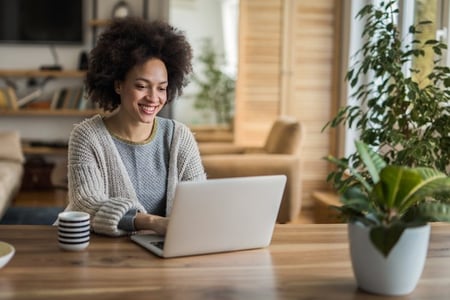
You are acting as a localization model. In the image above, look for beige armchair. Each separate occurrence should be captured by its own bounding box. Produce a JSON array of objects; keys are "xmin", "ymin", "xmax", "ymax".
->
[{"xmin": 200, "ymin": 116, "xmax": 303, "ymax": 223}]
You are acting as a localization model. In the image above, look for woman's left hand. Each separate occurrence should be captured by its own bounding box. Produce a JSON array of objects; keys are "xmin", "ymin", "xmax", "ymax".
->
[{"xmin": 134, "ymin": 213, "xmax": 169, "ymax": 235}]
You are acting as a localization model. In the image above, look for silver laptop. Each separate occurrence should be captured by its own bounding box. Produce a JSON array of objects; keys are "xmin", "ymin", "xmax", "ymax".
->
[{"xmin": 131, "ymin": 175, "xmax": 286, "ymax": 258}]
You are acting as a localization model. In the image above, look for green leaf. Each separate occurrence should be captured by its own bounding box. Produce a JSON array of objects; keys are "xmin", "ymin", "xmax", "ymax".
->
[
  {"xmin": 355, "ymin": 141, "xmax": 386, "ymax": 183},
  {"xmin": 370, "ymin": 224, "xmax": 405, "ymax": 257},
  {"xmin": 419, "ymin": 20, "xmax": 432, "ymax": 25},
  {"xmin": 399, "ymin": 168, "xmax": 450, "ymax": 211},
  {"xmin": 413, "ymin": 202, "xmax": 450, "ymax": 222},
  {"xmin": 425, "ymin": 39, "xmax": 439, "ymax": 45},
  {"xmin": 443, "ymin": 78, "xmax": 450, "ymax": 87},
  {"xmin": 373, "ymin": 166, "xmax": 423, "ymax": 209}
]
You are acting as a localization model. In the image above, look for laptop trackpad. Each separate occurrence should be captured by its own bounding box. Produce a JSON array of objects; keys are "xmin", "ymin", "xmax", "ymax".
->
[{"xmin": 131, "ymin": 234, "xmax": 165, "ymax": 256}]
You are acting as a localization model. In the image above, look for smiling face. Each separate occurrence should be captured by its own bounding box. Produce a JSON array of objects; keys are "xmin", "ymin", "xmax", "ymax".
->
[{"xmin": 115, "ymin": 58, "xmax": 168, "ymax": 125}]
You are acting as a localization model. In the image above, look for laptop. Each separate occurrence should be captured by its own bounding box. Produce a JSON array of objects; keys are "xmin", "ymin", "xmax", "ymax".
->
[{"xmin": 131, "ymin": 175, "xmax": 287, "ymax": 258}]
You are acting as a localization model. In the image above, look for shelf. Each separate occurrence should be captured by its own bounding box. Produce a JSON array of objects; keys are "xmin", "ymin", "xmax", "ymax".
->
[
  {"xmin": 0, "ymin": 109, "xmax": 102, "ymax": 117},
  {"xmin": 23, "ymin": 145, "xmax": 68, "ymax": 156},
  {"xmin": 89, "ymin": 19, "xmax": 111, "ymax": 27},
  {"xmin": 0, "ymin": 69, "xmax": 86, "ymax": 78}
]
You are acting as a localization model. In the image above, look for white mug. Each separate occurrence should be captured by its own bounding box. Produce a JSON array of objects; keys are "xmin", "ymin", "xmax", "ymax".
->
[{"xmin": 57, "ymin": 211, "xmax": 90, "ymax": 251}]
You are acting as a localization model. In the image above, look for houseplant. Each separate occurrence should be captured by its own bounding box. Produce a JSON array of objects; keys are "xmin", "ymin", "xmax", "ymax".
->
[
  {"xmin": 327, "ymin": 140, "xmax": 450, "ymax": 295},
  {"xmin": 191, "ymin": 39, "xmax": 235, "ymax": 126},
  {"xmin": 322, "ymin": 0, "xmax": 450, "ymax": 296},
  {"xmin": 325, "ymin": 0, "xmax": 450, "ymax": 179}
]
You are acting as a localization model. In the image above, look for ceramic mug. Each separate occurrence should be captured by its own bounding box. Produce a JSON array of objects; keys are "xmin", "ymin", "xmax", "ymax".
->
[{"xmin": 57, "ymin": 211, "xmax": 90, "ymax": 251}]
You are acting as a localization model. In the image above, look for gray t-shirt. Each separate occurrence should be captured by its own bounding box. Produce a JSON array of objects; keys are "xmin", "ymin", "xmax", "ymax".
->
[{"xmin": 111, "ymin": 118, "xmax": 174, "ymax": 231}]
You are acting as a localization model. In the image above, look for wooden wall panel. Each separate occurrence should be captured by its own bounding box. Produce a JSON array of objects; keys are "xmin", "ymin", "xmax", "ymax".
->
[
  {"xmin": 285, "ymin": 0, "xmax": 338, "ymax": 208},
  {"xmin": 235, "ymin": 0, "xmax": 340, "ymax": 212},
  {"xmin": 234, "ymin": 0, "xmax": 283, "ymax": 146}
]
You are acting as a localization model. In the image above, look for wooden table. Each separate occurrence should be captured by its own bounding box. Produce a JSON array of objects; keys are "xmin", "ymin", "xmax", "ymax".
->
[{"xmin": 1, "ymin": 224, "xmax": 450, "ymax": 299}]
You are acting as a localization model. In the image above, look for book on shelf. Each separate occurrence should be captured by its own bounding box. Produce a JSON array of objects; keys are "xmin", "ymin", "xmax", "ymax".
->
[
  {"xmin": 51, "ymin": 86, "xmax": 88, "ymax": 110},
  {"xmin": 77, "ymin": 86, "xmax": 90, "ymax": 110},
  {"xmin": 54, "ymin": 88, "xmax": 68, "ymax": 109},
  {"xmin": 68, "ymin": 87, "xmax": 82, "ymax": 109},
  {"xmin": 0, "ymin": 86, "xmax": 18, "ymax": 110},
  {"xmin": 62, "ymin": 88, "xmax": 74, "ymax": 108},
  {"xmin": 50, "ymin": 89, "xmax": 62, "ymax": 109}
]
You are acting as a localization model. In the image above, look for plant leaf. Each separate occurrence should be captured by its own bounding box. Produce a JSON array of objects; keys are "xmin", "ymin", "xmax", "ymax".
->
[
  {"xmin": 372, "ymin": 166, "xmax": 422, "ymax": 209},
  {"xmin": 355, "ymin": 141, "xmax": 386, "ymax": 183},
  {"xmin": 399, "ymin": 168, "xmax": 450, "ymax": 211},
  {"xmin": 370, "ymin": 224, "xmax": 405, "ymax": 257},
  {"xmin": 413, "ymin": 202, "xmax": 450, "ymax": 222},
  {"xmin": 324, "ymin": 154, "xmax": 372, "ymax": 192}
]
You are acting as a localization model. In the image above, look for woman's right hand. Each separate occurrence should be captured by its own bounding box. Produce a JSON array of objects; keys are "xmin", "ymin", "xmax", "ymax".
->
[{"xmin": 134, "ymin": 213, "xmax": 169, "ymax": 235}]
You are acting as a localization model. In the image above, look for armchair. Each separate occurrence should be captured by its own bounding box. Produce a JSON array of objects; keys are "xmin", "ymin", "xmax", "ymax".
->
[{"xmin": 200, "ymin": 116, "xmax": 303, "ymax": 223}]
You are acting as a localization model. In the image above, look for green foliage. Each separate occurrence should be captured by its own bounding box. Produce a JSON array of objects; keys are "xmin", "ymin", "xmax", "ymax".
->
[
  {"xmin": 192, "ymin": 39, "xmax": 235, "ymax": 125},
  {"xmin": 327, "ymin": 141, "xmax": 450, "ymax": 257},
  {"xmin": 324, "ymin": 1, "xmax": 450, "ymax": 257},
  {"xmin": 324, "ymin": 0, "xmax": 450, "ymax": 175}
]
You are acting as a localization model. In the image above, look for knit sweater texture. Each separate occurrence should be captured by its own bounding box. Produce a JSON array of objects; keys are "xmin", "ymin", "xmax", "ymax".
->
[{"xmin": 65, "ymin": 114, "xmax": 206, "ymax": 236}]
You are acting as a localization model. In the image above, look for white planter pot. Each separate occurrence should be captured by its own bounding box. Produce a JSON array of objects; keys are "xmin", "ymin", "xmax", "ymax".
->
[{"xmin": 348, "ymin": 222, "xmax": 430, "ymax": 296}]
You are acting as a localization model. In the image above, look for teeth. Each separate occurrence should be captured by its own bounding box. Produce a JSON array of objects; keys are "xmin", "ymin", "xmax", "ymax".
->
[{"xmin": 140, "ymin": 104, "xmax": 156, "ymax": 113}]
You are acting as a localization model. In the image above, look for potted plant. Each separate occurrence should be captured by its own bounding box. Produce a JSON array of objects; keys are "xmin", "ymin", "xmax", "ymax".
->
[
  {"xmin": 327, "ymin": 140, "xmax": 450, "ymax": 296},
  {"xmin": 323, "ymin": 0, "xmax": 450, "ymax": 296},
  {"xmin": 325, "ymin": 0, "xmax": 450, "ymax": 177},
  {"xmin": 191, "ymin": 39, "xmax": 235, "ymax": 126}
]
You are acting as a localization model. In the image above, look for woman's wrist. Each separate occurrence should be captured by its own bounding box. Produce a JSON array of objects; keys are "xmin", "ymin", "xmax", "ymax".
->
[{"xmin": 134, "ymin": 212, "xmax": 168, "ymax": 235}]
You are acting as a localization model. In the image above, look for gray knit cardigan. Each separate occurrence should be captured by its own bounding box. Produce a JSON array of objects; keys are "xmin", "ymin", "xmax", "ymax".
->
[{"xmin": 64, "ymin": 115, "xmax": 206, "ymax": 236}]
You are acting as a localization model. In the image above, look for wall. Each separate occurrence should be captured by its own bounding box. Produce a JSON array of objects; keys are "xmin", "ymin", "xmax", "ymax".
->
[
  {"xmin": 235, "ymin": 0, "xmax": 340, "ymax": 209},
  {"xmin": 169, "ymin": 0, "xmax": 237, "ymax": 125}
]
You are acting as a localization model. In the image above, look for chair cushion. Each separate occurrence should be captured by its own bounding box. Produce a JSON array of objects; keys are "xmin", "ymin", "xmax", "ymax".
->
[
  {"xmin": 0, "ymin": 131, "xmax": 24, "ymax": 163},
  {"xmin": 264, "ymin": 116, "xmax": 301, "ymax": 154}
]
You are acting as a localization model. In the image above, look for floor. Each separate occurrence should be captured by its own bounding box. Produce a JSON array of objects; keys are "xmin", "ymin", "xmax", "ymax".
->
[
  {"xmin": 12, "ymin": 188, "xmax": 68, "ymax": 208},
  {"xmin": 11, "ymin": 188, "xmax": 316, "ymax": 224}
]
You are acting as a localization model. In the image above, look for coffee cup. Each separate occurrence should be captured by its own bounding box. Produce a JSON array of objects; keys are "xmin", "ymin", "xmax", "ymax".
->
[{"xmin": 57, "ymin": 211, "xmax": 90, "ymax": 251}]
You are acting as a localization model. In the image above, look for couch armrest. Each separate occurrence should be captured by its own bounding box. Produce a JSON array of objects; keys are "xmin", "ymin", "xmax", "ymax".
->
[
  {"xmin": 201, "ymin": 154, "xmax": 302, "ymax": 223},
  {"xmin": 0, "ymin": 161, "xmax": 24, "ymax": 219},
  {"xmin": 0, "ymin": 131, "xmax": 24, "ymax": 163}
]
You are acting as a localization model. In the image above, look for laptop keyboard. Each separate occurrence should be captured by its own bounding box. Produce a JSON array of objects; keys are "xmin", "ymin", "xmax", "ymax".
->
[{"xmin": 150, "ymin": 241, "xmax": 165, "ymax": 250}]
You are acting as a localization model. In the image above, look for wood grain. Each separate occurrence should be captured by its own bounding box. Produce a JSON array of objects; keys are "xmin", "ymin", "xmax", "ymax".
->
[
  {"xmin": 1, "ymin": 224, "xmax": 449, "ymax": 299},
  {"xmin": 235, "ymin": 0, "xmax": 340, "ymax": 211}
]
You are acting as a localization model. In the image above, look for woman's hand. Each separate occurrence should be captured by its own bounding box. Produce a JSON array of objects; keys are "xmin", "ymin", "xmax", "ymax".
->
[{"xmin": 134, "ymin": 213, "xmax": 169, "ymax": 235}]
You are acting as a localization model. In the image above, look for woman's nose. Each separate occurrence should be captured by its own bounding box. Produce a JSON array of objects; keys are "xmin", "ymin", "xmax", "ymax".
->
[{"xmin": 145, "ymin": 89, "xmax": 156, "ymax": 100}]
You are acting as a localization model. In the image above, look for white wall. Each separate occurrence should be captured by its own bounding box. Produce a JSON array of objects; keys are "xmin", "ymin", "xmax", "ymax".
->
[{"xmin": 169, "ymin": 0, "xmax": 231, "ymax": 125}]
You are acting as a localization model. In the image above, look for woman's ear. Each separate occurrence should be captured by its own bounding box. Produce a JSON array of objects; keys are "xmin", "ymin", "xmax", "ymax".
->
[{"xmin": 114, "ymin": 81, "xmax": 121, "ymax": 94}]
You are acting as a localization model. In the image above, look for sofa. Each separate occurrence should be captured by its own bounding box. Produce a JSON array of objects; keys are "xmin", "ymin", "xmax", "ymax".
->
[
  {"xmin": 0, "ymin": 131, "xmax": 25, "ymax": 219},
  {"xmin": 199, "ymin": 116, "xmax": 303, "ymax": 223}
]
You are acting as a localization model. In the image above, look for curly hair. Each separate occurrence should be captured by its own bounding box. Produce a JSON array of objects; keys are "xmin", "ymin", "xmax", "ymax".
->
[{"xmin": 85, "ymin": 18, "xmax": 193, "ymax": 112}]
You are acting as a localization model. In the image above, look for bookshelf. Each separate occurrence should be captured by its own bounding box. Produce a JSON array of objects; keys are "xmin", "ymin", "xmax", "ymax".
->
[
  {"xmin": 22, "ymin": 144, "xmax": 68, "ymax": 156},
  {"xmin": 0, "ymin": 69, "xmax": 101, "ymax": 116}
]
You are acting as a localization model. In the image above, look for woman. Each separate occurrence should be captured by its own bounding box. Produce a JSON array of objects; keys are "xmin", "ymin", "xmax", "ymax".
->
[{"xmin": 64, "ymin": 18, "xmax": 206, "ymax": 236}]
